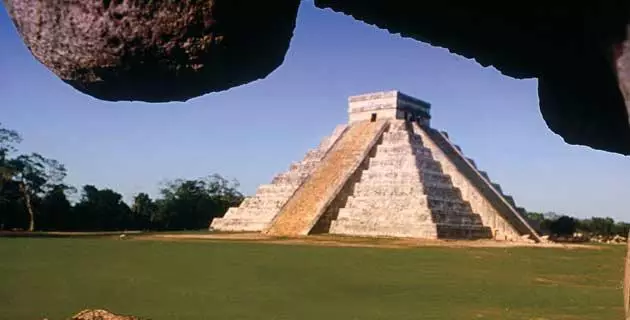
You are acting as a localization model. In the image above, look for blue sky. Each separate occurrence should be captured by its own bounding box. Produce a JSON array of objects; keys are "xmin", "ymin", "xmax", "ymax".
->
[{"xmin": 1, "ymin": 2, "xmax": 629, "ymax": 220}]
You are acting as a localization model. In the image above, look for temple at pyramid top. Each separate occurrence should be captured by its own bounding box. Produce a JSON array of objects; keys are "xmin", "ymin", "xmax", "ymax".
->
[
  {"xmin": 348, "ymin": 90, "xmax": 431, "ymax": 125},
  {"xmin": 211, "ymin": 91, "xmax": 542, "ymax": 243}
]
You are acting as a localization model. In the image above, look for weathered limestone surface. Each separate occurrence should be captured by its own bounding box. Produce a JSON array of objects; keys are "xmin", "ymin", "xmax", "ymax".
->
[
  {"xmin": 210, "ymin": 125, "xmax": 347, "ymax": 232},
  {"xmin": 3, "ymin": 0, "xmax": 300, "ymax": 102},
  {"xmin": 264, "ymin": 120, "xmax": 388, "ymax": 236},
  {"xmin": 329, "ymin": 121, "xmax": 491, "ymax": 239},
  {"xmin": 415, "ymin": 123, "xmax": 539, "ymax": 241}
]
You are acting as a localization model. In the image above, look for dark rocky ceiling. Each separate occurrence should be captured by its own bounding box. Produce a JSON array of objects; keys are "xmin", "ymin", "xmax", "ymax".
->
[
  {"xmin": 314, "ymin": 1, "xmax": 630, "ymax": 155},
  {"xmin": 2, "ymin": 0, "xmax": 629, "ymax": 155}
]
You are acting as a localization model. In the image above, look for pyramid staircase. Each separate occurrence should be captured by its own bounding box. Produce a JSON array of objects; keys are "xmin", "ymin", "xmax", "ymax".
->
[
  {"xmin": 264, "ymin": 120, "xmax": 388, "ymax": 236},
  {"xmin": 323, "ymin": 120, "xmax": 492, "ymax": 239}
]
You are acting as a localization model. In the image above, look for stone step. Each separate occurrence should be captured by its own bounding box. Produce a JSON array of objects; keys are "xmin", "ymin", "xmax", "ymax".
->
[
  {"xmin": 352, "ymin": 179, "xmax": 453, "ymax": 190},
  {"xmin": 346, "ymin": 197, "xmax": 475, "ymax": 217},
  {"xmin": 345, "ymin": 195, "xmax": 427, "ymax": 211},
  {"xmin": 329, "ymin": 220, "xmax": 438, "ymax": 239},
  {"xmin": 386, "ymin": 120, "xmax": 410, "ymax": 130},
  {"xmin": 427, "ymin": 198, "xmax": 472, "ymax": 212},
  {"xmin": 368, "ymin": 158, "xmax": 442, "ymax": 172},
  {"xmin": 255, "ymin": 184, "xmax": 297, "ymax": 196},
  {"xmin": 370, "ymin": 153, "xmax": 436, "ymax": 163},
  {"xmin": 210, "ymin": 217, "xmax": 269, "ymax": 232},
  {"xmin": 240, "ymin": 197, "xmax": 287, "ymax": 209},
  {"xmin": 271, "ymin": 171, "xmax": 310, "ymax": 184},
  {"xmin": 423, "ymin": 186, "xmax": 462, "ymax": 200},
  {"xmin": 381, "ymin": 133, "xmax": 422, "ymax": 144},
  {"xmin": 374, "ymin": 145, "xmax": 433, "ymax": 158},
  {"xmin": 236, "ymin": 207, "xmax": 280, "ymax": 217},
  {"xmin": 336, "ymin": 207, "xmax": 433, "ymax": 222},
  {"xmin": 329, "ymin": 219, "xmax": 491, "ymax": 240},
  {"xmin": 352, "ymin": 184, "xmax": 424, "ymax": 197},
  {"xmin": 359, "ymin": 171, "xmax": 450, "ymax": 184},
  {"xmin": 431, "ymin": 211, "xmax": 484, "ymax": 225},
  {"xmin": 375, "ymin": 138, "xmax": 426, "ymax": 149},
  {"xmin": 370, "ymin": 152, "xmax": 434, "ymax": 162},
  {"xmin": 335, "ymin": 206, "xmax": 480, "ymax": 224},
  {"xmin": 220, "ymin": 207, "xmax": 240, "ymax": 218},
  {"xmin": 436, "ymin": 225, "xmax": 493, "ymax": 240},
  {"xmin": 349, "ymin": 184, "xmax": 461, "ymax": 200}
]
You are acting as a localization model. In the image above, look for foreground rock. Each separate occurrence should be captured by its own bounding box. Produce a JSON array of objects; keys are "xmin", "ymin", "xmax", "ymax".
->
[
  {"xmin": 314, "ymin": 1, "xmax": 630, "ymax": 155},
  {"xmin": 69, "ymin": 309, "xmax": 140, "ymax": 320},
  {"xmin": 3, "ymin": 0, "xmax": 300, "ymax": 102}
]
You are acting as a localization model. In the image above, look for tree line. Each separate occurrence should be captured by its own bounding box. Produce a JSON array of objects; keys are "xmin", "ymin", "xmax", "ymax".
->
[
  {"xmin": 2, "ymin": 123, "xmax": 627, "ymax": 235},
  {"xmin": 525, "ymin": 212, "xmax": 630, "ymax": 238},
  {"xmin": 0, "ymin": 123, "xmax": 243, "ymax": 232}
]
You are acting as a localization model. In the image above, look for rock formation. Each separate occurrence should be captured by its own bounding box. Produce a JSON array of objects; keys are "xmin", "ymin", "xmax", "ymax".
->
[
  {"xmin": 2, "ymin": 0, "xmax": 300, "ymax": 102},
  {"xmin": 314, "ymin": 1, "xmax": 630, "ymax": 155},
  {"xmin": 211, "ymin": 91, "xmax": 541, "ymax": 242},
  {"xmin": 70, "ymin": 309, "xmax": 140, "ymax": 320}
]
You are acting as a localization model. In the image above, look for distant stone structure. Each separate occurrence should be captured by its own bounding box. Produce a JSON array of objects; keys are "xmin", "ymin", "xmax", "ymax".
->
[{"xmin": 211, "ymin": 90, "xmax": 541, "ymax": 242}]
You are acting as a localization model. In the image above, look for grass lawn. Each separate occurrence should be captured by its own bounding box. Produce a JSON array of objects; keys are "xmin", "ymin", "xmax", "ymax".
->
[{"xmin": 0, "ymin": 237, "xmax": 625, "ymax": 320}]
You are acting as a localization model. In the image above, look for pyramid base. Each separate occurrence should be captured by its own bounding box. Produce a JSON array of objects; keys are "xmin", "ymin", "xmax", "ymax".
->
[
  {"xmin": 329, "ymin": 220, "xmax": 493, "ymax": 240},
  {"xmin": 210, "ymin": 218, "xmax": 268, "ymax": 232}
]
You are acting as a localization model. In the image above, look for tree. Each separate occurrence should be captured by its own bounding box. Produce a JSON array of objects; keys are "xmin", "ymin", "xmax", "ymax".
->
[
  {"xmin": 73, "ymin": 185, "xmax": 132, "ymax": 231},
  {"xmin": 0, "ymin": 124, "xmax": 22, "ymax": 206},
  {"xmin": 549, "ymin": 216, "xmax": 577, "ymax": 236},
  {"xmin": 590, "ymin": 217, "xmax": 616, "ymax": 236},
  {"xmin": 39, "ymin": 184, "xmax": 75, "ymax": 230},
  {"xmin": 6, "ymin": 153, "xmax": 67, "ymax": 231},
  {"xmin": 154, "ymin": 175, "xmax": 243, "ymax": 230},
  {"xmin": 131, "ymin": 193, "xmax": 156, "ymax": 230}
]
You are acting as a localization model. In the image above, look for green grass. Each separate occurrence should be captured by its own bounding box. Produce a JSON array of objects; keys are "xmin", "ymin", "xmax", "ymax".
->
[{"xmin": 0, "ymin": 238, "xmax": 625, "ymax": 320}]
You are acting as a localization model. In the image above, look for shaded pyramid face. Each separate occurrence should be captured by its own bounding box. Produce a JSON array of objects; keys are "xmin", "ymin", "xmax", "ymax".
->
[{"xmin": 211, "ymin": 91, "xmax": 540, "ymax": 242}]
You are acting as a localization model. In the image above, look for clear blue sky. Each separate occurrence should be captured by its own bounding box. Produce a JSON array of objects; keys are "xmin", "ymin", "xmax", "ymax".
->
[{"xmin": 1, "ymin": 2, "xmax": 629, "ymax": 220}]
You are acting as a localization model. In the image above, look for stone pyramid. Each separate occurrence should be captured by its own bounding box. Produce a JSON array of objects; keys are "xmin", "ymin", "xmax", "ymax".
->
[{"xmin": 211, "ymin": 91, "xmax": 541, "ymax": 242}]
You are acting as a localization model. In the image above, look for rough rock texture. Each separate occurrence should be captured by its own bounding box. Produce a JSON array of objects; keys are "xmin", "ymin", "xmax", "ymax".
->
[
  {"xmin": 70, "ymin": 309, "xmax": 140, "ymax": 320},
  {"xmin": 3, "ymin": 0, "xmax": 300, "ymax": 102},
  {"xmin": 616, "ymin": 28, "xmax": 630, "ymax": 129},
  {"xmin": 314, "ymin": 1, "xmax": 630, "ymax": 155}
]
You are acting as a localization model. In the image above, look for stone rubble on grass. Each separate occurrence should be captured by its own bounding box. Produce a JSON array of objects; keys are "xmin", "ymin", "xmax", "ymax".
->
[{"xmin": 69, "ymin": 309, "xmax": 141, "ymax": 320}]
